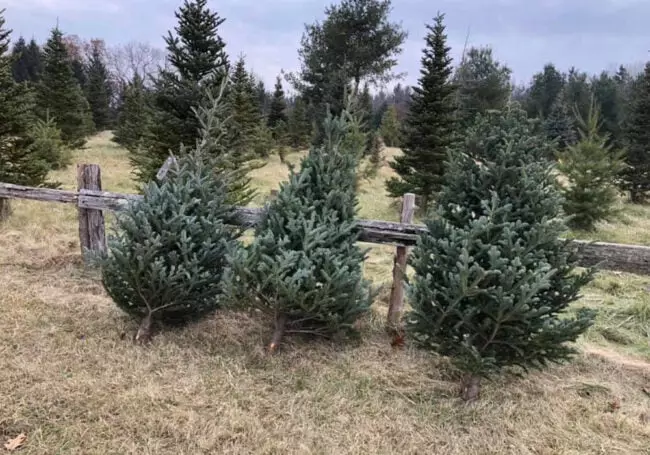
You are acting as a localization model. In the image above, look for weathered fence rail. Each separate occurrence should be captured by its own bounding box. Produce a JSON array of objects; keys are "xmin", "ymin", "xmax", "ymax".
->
[{"xmin": 3, "ymin": 179, "xmax": 650, "ymax": 276}]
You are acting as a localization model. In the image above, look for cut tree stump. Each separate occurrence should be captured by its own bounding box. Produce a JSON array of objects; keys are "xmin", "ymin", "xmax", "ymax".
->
[{"xmin": 77, "ymin": 164, "xmax": 106, "ymax": 260}]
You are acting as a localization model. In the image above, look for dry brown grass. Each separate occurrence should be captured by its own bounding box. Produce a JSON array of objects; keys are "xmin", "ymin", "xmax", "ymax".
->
[{"xmin": 1, "ymin": 134, "xmax": 650, "ymax": 454}]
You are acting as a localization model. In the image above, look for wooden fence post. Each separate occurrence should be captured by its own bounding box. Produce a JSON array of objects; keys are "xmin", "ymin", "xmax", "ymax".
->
[
  {"xmin": 77, "ymin": 164, "xmax": 106, "ymax": 260},
  {"xmin": 387, "ymin": 193, "xmax": 416, "ymax": 330}
]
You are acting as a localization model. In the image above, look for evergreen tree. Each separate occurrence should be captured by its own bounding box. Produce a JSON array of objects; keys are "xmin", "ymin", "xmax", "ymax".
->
[
  {"xmin": 267, "ymin": 75, "xmax": 288, "ymax": 133},
  {"xmin": 406, "ymin": 107, "xmax": 595, "ymax": 400},
  {"xmin": 137, "ymin": 0, "xmax": 229, "ymax": 183},
  {"xmin": 455, "ymin": 46, "xmax": 512, "ymax": 127},
  {"xmin": 557, "ymin": 97, "xmax": 625, "ymax": 231},
  {"xmin": 544, "ymin": 91, "xmax": 576, "ymax": 152},
  {"xmin": 38, "ymin": 27, "xmax": 93, "ymax": 147},
  {"xmin": 98, "ymin": 93, "xmax": 249, "ymax": 342},
  {"xmin": 227, "ymin": 56, "xmax": 264, "ymax": 158},
  {"xmin": 0, "ymin": 10, "xmax": 51, "ymax": 219},
  {"xmin": 386, "ymin": 13, "xmax": 457, "ymax": 207},
  {"xmin": 225, "ymin": 111, "xmax": 374, "ymax": 352},
  {"xmin": 526, "ymin": 63, "xmax": 565, "ymax": 119},
  {"xmin": 362, "ymin": 130, "xmax": 383, "ymax": 179},
  {"xmin": 29, "ymin": 114, "xmax": 70, "ymax": 170},
  {"xmin": 85, "ymin": 42, "xmax": 112, "ymax": 130},
  {"xmin": 564, "ymin": 68, "xmax": 592, "ymax": 124},
  {"xmin": 12, "ymin": 37, "xmax": 42, "ymax": 84},
  {"xmin": 287, "ymin": 96, "xmax": 311, "ymax": 149},
  {"xmin": 113, "ymin": 73, "xmax": 151, "ymax": 150},
  {"xmin": 591, "ymin": 71, "xmax": 624, "ymax": 149},
  {"xmin": 372, "ymin": 100, "xmax": 388, "ymax": 130},
  {"xmin": 254, "ymin": 77, "xmax": 270, "ymax": 117},
  {"xmin": 379, "ymin": 104, "xmax": 400, "ymax": 146},
  {"xmin": 622, "ymin": 62, "xmax": 650, "ymax": 203}
]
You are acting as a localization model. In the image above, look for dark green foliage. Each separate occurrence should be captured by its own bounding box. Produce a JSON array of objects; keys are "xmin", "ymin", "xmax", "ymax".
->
[
  {"xmin": 557, "ymin": 97, "xmax": 625, "ymax": 231},
  {"xmin": 0, "ymin": 10, "xmax": 50, "ymax": 191},
  {"xmin": 379, "ymin": 104, "xmax": 400, "ymax": 146},
  {"xmin": 99, "ymin": 149, "xmax": 242, "ymax": 338},
  {"xmin": 11, "ymin": 37, "xmax": 42, "ymax": 83},
  {"xmin": 254, "ymin": 78, "xmax": 270, "ymax": 117},
  {"xmin": 407, "ymin": 107, "xmax": 595, "ymax": 397},
  {"xmin": 622, "ymin": 63, "xmax": 650, "ymax": 203},
  {"xmin": 564, "ymin": 68, "xmax": 592, "ymax": 125},
  {"xmin": 386, "ymin": 13, "xmax": 457, "ymax": 206},
  {"xmin": 372, "ymin": 100, "xmax": 388, "ymax": 130},
  {"xmin": 362, "ymin": 130, "xmax": 383, "ymax": 179},
  {"xmin": 267, "ymin": 75, "xmax": 288, "ymax": 133},
  {"xmin": 290, "ymin": 0, "xmax": 406, "ymax": 135},
  {"xmin": 29, "ymin": 115, "xmax": 70, "ymax": 170},
  {"xmin": 526, "ymin": 63, "xmax": 565, "ymax": 119},
  {"xmin": 38, "ymin": 27, "xmax": 93, "ymax": 147},
  {"xmin": 227, "ymin": 57, "xmax": 265, "ymax": 158},
  {"xmin": 225, "ymin": 111, "xmax": 373, "ymax": 347},
  {"xmin": 455, "ymin": 46, "xmax": 512, "ymax": 128},
  {"xmin": 113, "ymin": 73, "xmax": 151, "ymax": 151},
  {"xmin": 287, "ymin": 96, "xmax": 312, "ymax": 149},
  {"xmin": 85, "ymin": 42, "xmax": 112, "ymax": 130},
  {"xmin": 138, "ymin": 0, "xmax": 229, "ymax": 183},
  {"xmin": 591, "ymin": 72, "xmax": 624, "ymax": 149},
  {"xmin": 544, "ymin": 91, "xmax": 576, "ymax": 152}
]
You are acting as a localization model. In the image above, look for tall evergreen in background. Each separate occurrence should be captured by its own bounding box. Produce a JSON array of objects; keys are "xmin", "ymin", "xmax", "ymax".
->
[
  {"xmin": 85, "ymin": 42, "xmax": 112, "ymax": 130},
  {"xmin": 526, "ymin": 63, "xmax": 565, "ymax": 119},
  {"xmin": 113, "ymin": 73, "xmax": 151, "ymax": 150},
  {"xmin": 12, "ymin": 37, "xmax": 42, "ymax": 84},
  {"xmin": 622, "ymin": 63, "xmax": 650, "ymax": 203},
  {"xmin": 386, "ymin": 13, "xmax": 456, "ymax": 207},
  {"xmin": 287, "ymin": 96, "xmax": 312, "ymax": 149},
  {"xmin": 379, "ymin": 104, "xmax": 400, "ymax": 147},
  {"xmin": 136, "ymin": 0, "xmax": 229, "ymax": 183},
  {"xmin": 407, "ymin": 107, "xmax": 595, "ymax": 400},
  {"xmin": 38, "ymin": 27, "xmax": 93, "ymax": 147},
  {"xmin": 544, "ymin": 91, "xmax": 576, "ymax": 152},
  {"xmin": 0, "ymin": 10, "xmax": 50, "ymax": 219},
  {"xmin": 227, "ymin": 56, "xmax": 264, "ymax": 158}
]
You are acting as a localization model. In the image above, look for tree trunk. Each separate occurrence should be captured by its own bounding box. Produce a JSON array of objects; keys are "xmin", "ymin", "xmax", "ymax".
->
[
  {"xmin": 268, "ymin": 313, "xmax": 288, "ymax": 354},
  {"xmin": 134, "ymin": 313, "xmax": 153, "ymax": 344},
  {"xmin": 460, "ymin": 375, "xmax": 481, "ymax": 402},
  {"xmin": 0, "ymin": 198, "xmax": 12, "ymax": 222}
]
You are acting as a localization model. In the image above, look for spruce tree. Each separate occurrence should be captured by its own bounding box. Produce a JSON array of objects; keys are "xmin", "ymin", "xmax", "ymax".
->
[
  {"xmin": 379, "ymin": 104, "xmax": 400, "ymax": 147},
  {"xmin": 386, "ymin": 13, "xmax": 457, "ymax": 207},
  {"xmin": 113, "ymin": 73, "xmax": 151, "ymax": 150},
  {"xmin": 406, "ymin": 107, "xmax": 595, "ymax": 401},
  {"xmin": 225, "ymin": 111, "xmax": 374, "ymax": 351},
  {"xmin": 526, "ymin": 63, "xmax": 565, "ymax": 119},
  {"xmin": 267, "ymin": 75, "xmax": 288, "ymax": 132},
  {"xmin": 11, "ymin": 37, "xmax": 42, "ymax": 84},
  {"xmin": 0, "ymin": 10, "xmax": 50, "ymax": 219},
  {"xmin": 98, "ymin": 94, "xmax": 247, "ymax": 342},
  {"xmin": 544, "ymin": 91, "xmax": 576, "ymax": 152},
  {"xmin": 85, "ymin": 42, "xmax": 112, "ymax": 130},
  {"xmin": 38, "ymin": 27, "xmax": 93, "ymax": 147},
  {"xmin": 227, "ymin": 56, "xmax": 265, "ymax": 158},
  {"xmin": 137, "ymin": 0, "xmax": 229, "ymax": 183},
  {"xmin": 287, "ymin": 96, "xmax": 311, "ymax": 149},
  {"xmin": 622, "ymin": 62, "xmax": 650, "ymax": 203},
  {"xmin": 557, "ymin": 97, "xmax": 625, "ymax": 231}
]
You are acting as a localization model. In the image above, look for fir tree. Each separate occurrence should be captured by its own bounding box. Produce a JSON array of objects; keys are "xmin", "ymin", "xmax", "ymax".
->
[
  {"xmin": 386, "ymin": 13, "xmax": 457, "ymax": 207},
  {"xmin": 622, "ymin": 63, "xmax": 650, "ymax": 203},
  {"xmin": 85, "ymin": 42, "xmax": 112, "ymax": 130},
  {"xmin": 227, "ymin": 56, "xmax": 264, "ymax": 158},
  {"xmin": 267, "ymin": 75, "xmax": 288, "ymax": 132},
  {"xmin": 225, "ymin": 111, "xmax": 374, "ymax": 352},
  {"xmin": 98, "ymin": 94, "xmax": 248, "ymax": 342},
  {"xmin": 137, "ymin": 0, "xmax": 229, "ymax": 183},
  {"xmin": 38, "ymin": 27, "xmax": 93, "ymax": 147},
  {"xmin": 113, "ymin": 73, "xmax": 151, "ymax": 150},
  {"xmin": 287, "ymin": 96, "xmax": 311, "ymax": 149},
  {"xmin": 379, "ymin": 104, "xmax": 400, "ymax": 147},
  {"xmin": 11, "ymin": 37, "xmax": 42, "ymax": 83},
  {"xmin": 29, "ymin": 114, "xmax": 70, "ymax": 170},
  {"xmin": 0, "ymin": 10, "xmax": 51, "ymax": 219},
  {"xmin": 406, "ymin": 107, "xmax": 595, "ymax": 401},
  {"xmin": 557, "ymin": 97, "xmax": 625, "ymax": 231},
  {"xmin": 544, "ymin": 91, "xmax": 576, "ymax": 152},
  {"xmin": 372, "ymin": 100, "xmax": 388, "ymax": 130},
  {"xmin": 362, "ymin": 130, "xmax": 384, "ymax": 179},
  {"xmin": 526, "ymin": 63, "xmax": 565, "ymax": 119}
]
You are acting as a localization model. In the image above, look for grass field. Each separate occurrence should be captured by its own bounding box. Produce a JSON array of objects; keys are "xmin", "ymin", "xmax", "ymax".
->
[{"xmin": 1, "ymin": 132, "xmax": 649, "ymax": 454}]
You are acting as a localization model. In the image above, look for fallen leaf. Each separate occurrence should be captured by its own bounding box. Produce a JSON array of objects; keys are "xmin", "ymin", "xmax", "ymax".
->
[
  {"xmin": 391, "ymin": 331, "xmax": 406, "ymax": 349},
  {"xmin": 4, "ymin": 433, "xmax": 26, "ymax": 451}
]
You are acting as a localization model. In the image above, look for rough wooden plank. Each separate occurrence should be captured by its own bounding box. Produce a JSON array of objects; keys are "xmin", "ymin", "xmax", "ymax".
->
[
  {"xmin": 77, "ymin": 165, "xmax": 106, "ymax": 258},
  {"xmin": 387, "ymin": 193, "xmax": 416, "ymax": 330},
  {"xmin": 574, "ymin": 240, "xmax": 650, "ymax": 275},
  {"xmin": 0, "ymin": 183, "xmax": 78, "ymax": 204}
]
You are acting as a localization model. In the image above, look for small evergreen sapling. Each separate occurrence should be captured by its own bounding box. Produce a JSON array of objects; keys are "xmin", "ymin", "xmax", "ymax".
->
[
  {"xmin": 225, "ymin": 112, "xmax": 374, "ymax": 352},
  {"xmin": 406, "ymin": 107, "xmax": 596, "ymax": 401}
]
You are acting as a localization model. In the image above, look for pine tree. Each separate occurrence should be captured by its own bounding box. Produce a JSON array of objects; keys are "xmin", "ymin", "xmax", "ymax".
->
[
  {"xmin": 11, "ymin": 37, "xmax": 42, "ymax": 83},
  {"xmin": 379, "ymin": 104, "xmax": 400, "ymax": 147},
  {"xmin": 85, "ymin": 42, "xmax": 112, "ymax": 130},
  {"xmin": 544, "ymin": 91, "xmax": 576, "ymax": 152},
  {"xmin": 287, "ymin": 96, "xmax": 312, "ymax": 149},
  {"xmin": 526, "ymin": 63, "xmax": 566, "ymax": 119},
  {"xmin": 268, "ymin": 75, "xmax": 288, "ymax": 132},
  {"xmin": 113, "ymin": 73, "xmax": 151, "ymax": 150},
  {"xmin": 372, "ymin": 100, "xmax": 388, "ymax": 130},
  {"xmin": 38, "ymin": 27, "xmax": 93, "ymax": 147},
  {"xmin": 406, "ymin": 107, "xmax": 595, "ymax": 401},
  {"xmin": 225, "ymin": 111, "xmax": 374, "ymax": 352},
  {"xmin": 137, "ymin": 0, "xmax": 229, "ymax": 184},
  {"xmin": 622, "ymin": 63, "xmax": 650, "ymax": 203},
  {"xmin": 557, "ymin": 97, "xmax": 625, "ymax": 231},
  {"xmin": 29, "ymin": 114, "xmax": 70, "ymax": 170},
  {"xmin": 227, "ymin": 56, "xmax": 264, "ymax": 158},
  {"xmin": 0, "ymin": 10, "xmax": 51, "ymax": 220},
  {"xmin": 386, "ymin": 13, "xmax": 457, "ymax": 207},
  {"xmin": 362, "ymin": 130, "xmax": 384, "ymax": 179},
  {"xmin": 97, "ymin": 94, "xmax": 248, "ymax": 342}
]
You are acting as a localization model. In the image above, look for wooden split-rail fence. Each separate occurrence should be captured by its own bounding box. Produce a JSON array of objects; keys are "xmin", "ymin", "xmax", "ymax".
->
[{"xmin": 2, "ymin": 162, "xmax": 650, "ymax": 327}]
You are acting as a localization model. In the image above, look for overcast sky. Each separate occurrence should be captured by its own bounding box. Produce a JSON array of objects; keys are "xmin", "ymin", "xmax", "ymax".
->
[{"xmin": 3, "ymin": 0, "xmax": 649, "ymax": 90}]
